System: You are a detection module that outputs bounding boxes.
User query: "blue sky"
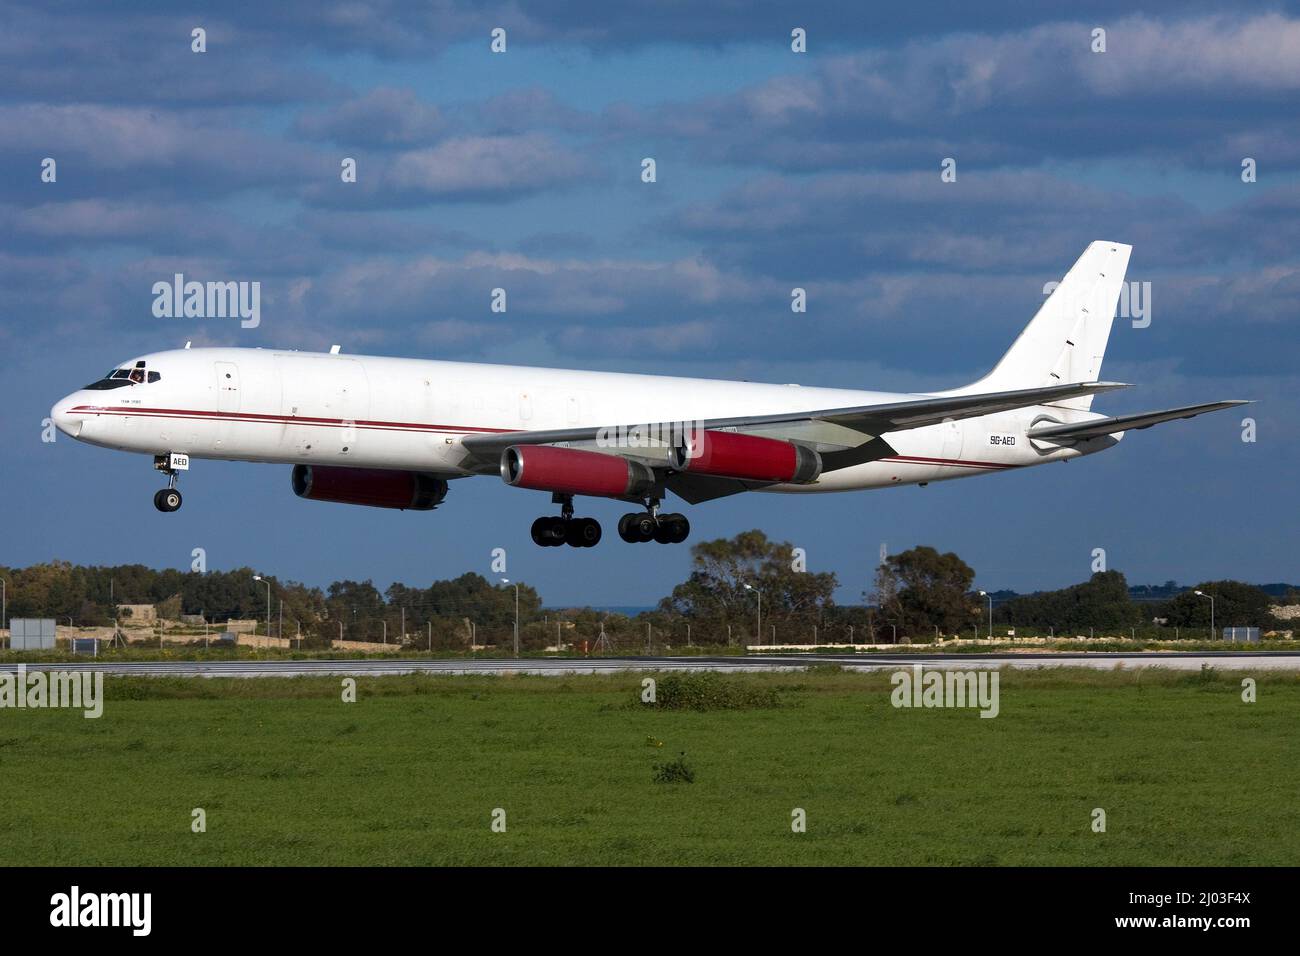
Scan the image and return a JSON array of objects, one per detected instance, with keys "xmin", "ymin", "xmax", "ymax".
[{"xmin": 1, "ymin": 2, "xmax": 1296, "ymax": 606}]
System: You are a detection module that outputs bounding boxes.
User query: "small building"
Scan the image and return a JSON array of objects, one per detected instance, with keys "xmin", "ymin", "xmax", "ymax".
[{"xmin": 116, "ymin": 604, "xmax": 157, "ymax": 623}]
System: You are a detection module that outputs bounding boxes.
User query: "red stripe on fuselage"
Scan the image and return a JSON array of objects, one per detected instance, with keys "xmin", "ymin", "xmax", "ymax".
[
  {"xmin": 70, "ymin": 405, "xmax": 513, "ymax": 434},
  {"xmin": 882, "ymin": 454, "xmax": 1015, "ymax": 470}
]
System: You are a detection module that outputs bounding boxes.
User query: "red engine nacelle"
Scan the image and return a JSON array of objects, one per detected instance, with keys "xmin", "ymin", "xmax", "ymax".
[
  {"xmin": 291, "ymin": 465, "xmax": 448, "ymax": 510},
  {"xmin": 501, "ymin": 445, "xmax": 657, "ymax": 498},
  {"xmin": 672, "ymin": 430, "xmax": 821, "ymax": 483}
]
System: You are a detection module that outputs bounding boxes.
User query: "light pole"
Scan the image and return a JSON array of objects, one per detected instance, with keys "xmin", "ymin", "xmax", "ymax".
[
  {"xmin": 252, "ymin": 575, "xmax": 271, "ymax": 649},
  {"xmin": 1194, "ymin": 590, "xmax": 1216, "ymax": 640},
  {"xmin": 978, "ymin": 590, "xmax": 992, "ymax": 638},
  {"xmin": 501, "ymin": 579, "xmax": 519, "ymax": 656},
  {"xmin": 743, "ymin": 582, "xmax": 762, "ymax": 645},
  {"xmin": 0, "ymin": 576, "xmax": 6, "ymax": 644}
]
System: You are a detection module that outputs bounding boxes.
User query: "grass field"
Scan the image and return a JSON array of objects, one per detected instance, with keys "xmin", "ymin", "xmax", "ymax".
[{"xmin": 1, "ymin": 668, "xmax": 1296, "ymax": 865}]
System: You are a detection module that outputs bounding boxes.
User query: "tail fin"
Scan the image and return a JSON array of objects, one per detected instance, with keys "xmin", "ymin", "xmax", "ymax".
[{"xmin": 952, "ymin": 241, "xmax": 1132, "ymax": 411}]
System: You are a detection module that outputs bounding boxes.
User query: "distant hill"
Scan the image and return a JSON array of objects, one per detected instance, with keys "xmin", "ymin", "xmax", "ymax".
[{"xmin": 986, "ymin": 582, "xmax": 1298, "ymax": 604}]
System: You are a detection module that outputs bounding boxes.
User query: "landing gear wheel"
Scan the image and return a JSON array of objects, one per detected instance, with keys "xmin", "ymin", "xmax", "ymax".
[
  {"xmin": 544, "ymin": 516, "xmax": 566, "ymax": 546},
  {"xmin": 633, "ymin": 513, "xmax": 656, "ymax": 542},
  {"xmin": 569, "ymin": 517, "xmax": 601, "ymax": 548},
  {"xmin": 533, "ymin": 516, "xmax": 601, "ymax": 547},
  {"xmin": 154, "ymin": 488, "xmax": 182, "ymax": 513},
  {"xmin": 665, "ymin": 513, "xmax": 690, "ymax": 543},
  {"xmin": 531, "ymin": 517, "xmax": 552, "ymax": 546},
  {"xmin": 617, "ymin": 513, "xmax": 654, "ymax": 543}
]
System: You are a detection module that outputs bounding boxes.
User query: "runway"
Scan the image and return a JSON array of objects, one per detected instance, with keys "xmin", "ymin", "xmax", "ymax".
[{"xmin": 2, "ymin": 651, "xmax": 1298, "ymax": 678}]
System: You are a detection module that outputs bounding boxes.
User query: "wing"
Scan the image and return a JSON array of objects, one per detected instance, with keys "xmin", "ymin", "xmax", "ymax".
[
  {"xmin": 460, "ymin": 379, "xmax": 1130, "ymax": 470},
  {"xmin": 1026, "ymin": 400, "xmax": 1251, "ymax": 442}
]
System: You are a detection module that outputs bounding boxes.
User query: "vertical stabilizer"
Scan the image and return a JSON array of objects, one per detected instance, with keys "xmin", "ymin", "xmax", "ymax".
[{"xmin": 950, "ymin": 241, "xmax": 1132, "ymax": 411}]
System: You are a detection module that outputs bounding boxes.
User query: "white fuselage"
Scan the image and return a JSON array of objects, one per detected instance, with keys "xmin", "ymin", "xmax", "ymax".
[{"xmin": 51, "ymin": 347, "xmax": 1111, "ymax": 494}]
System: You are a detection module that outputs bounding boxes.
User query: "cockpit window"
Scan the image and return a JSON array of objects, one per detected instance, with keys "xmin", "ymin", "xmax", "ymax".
[{"xmin": 84, "ymin": 362, "xmax": 161, "ymax": 390}]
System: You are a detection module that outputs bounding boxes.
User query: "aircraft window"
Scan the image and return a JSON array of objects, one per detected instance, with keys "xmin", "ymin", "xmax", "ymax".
[
  {"xmin": 84, "ymin": 376, "xmax": 132, "ymax": 390},
  {"xmin": 85, "ymin": 364, "xmax": 154, "ymax": 390}
]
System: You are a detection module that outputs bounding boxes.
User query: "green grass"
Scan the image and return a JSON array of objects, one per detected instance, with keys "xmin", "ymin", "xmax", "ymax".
[{"xmin": 0, "ymin": 669, "xmax": 1296, "ymax": 865}]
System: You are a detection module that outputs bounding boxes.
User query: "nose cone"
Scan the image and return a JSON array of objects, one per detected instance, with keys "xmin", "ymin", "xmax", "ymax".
[{"xmin": 51, "ymin": 395, "xmax": 84, "ymax": 438}]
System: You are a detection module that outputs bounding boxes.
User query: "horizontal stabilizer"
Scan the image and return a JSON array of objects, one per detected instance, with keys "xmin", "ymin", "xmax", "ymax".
[{"xmin": 1026, "ymin": 400, "xmax": 1251, "ymax": 442}]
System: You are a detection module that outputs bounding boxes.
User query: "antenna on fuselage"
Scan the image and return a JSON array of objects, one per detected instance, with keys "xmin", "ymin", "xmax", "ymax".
[
  {"xmin": 184, "ymin": 341, "xmax": 191, "ymax": 349},
  {"xmin": 329, "ymin": 344, "xmax": 342, "ymax": 354}
]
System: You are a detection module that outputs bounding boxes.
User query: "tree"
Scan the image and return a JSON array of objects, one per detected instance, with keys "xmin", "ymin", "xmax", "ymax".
[
  {"xmin": 1159, "ymin": 581, "xmax": 1277, "ymax": 631},
  {"xmin": 658, "ymin": 530, "xmax": 837, "ymax": 644},
  {"xmin": 995, "ymin": 570, "xmax": 1141, "ymax": 632},
  {"xmin": 870, "ymin": 546, "xmax": 976, "ymax": 637},
  {"xmin": 326, "ymin": 579, "xmax": 386, "ymax": 641}
]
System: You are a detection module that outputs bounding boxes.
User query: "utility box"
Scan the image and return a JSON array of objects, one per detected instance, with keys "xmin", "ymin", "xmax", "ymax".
[
  {"xmin": 1223, "ymin": 627, "xmax": 1260, "ymax": 643},
  {"xmin": 10, "ymin": 618, "xmax": 57, "ymax": 650}
]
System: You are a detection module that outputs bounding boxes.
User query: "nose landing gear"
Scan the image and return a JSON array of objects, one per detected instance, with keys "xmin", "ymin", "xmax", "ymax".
[
  {"xmin": 530, "ymin": 494, "xmax": 601, "ymax": 548},
  {"xmin": 152, "ymin": 453, "xmax": 186, "ymax": 513}
]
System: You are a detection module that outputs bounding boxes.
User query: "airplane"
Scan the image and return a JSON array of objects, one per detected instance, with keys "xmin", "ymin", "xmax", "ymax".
[{"xmin": 50, "ymin": 241, "xmax": 1248, "ymax": 547}]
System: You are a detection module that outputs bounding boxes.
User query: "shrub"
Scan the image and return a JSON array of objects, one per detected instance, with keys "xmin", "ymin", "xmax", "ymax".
[
  {"xmin": 644, "ymin": 672, "xmax": 780, "ymax": 711},
  {"xmin": 652, "ymin": 754, "xmax": 695, "ymax": 784}
]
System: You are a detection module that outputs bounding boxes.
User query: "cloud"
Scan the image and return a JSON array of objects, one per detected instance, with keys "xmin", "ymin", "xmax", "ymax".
[
  {"xmin": 0, "ymin": 5, "xmax": 334, "ymax": 106},
  {"xmin": 302, "ymin": 134, "xmax": 598, "ymax": 206},
  {"xmin": 0, "ymin": 103, "xmax": 331, "ymax": 202},
  {"xmin": 621, "ymin": 13, "xmax": 1300, "ymax": 172},
  {"xmin": 295, "ymin": 87, "xmax": 446, "ymax": 147}
]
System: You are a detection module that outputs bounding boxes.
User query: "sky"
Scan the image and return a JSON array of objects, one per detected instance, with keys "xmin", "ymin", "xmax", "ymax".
[{"xmin": 0, "ymin": 1, "xmax": 1296, "ymax": 607}]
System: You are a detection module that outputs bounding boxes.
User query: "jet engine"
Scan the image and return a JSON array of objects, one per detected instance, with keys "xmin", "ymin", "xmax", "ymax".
[
  {"xmin": 291, "ymin": 465, "xmax": 448, "ymax": 510},
  {"xmin": 501, "ymin": 445, "xmax": 658, "ymax": 498},
  {"xmin": 671, "ymin": 430, "xmax": 821, "ymax": 483}
]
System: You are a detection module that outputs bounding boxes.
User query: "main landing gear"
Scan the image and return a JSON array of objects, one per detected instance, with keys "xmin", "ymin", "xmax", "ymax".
[
  {"xmin": 531, "ymin": 494, "xmax": 601, "ymax": 548},
  {"xmin": 617, "ymin": 500, "xmax": 689, "ymax": 544},
  {"xmin": 528, "ymin": 495, "xmax": 691, "ymax": 547},
  {"xmin": 152, "ymin": 454, "xmax": 184, "ymax": 513}
]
